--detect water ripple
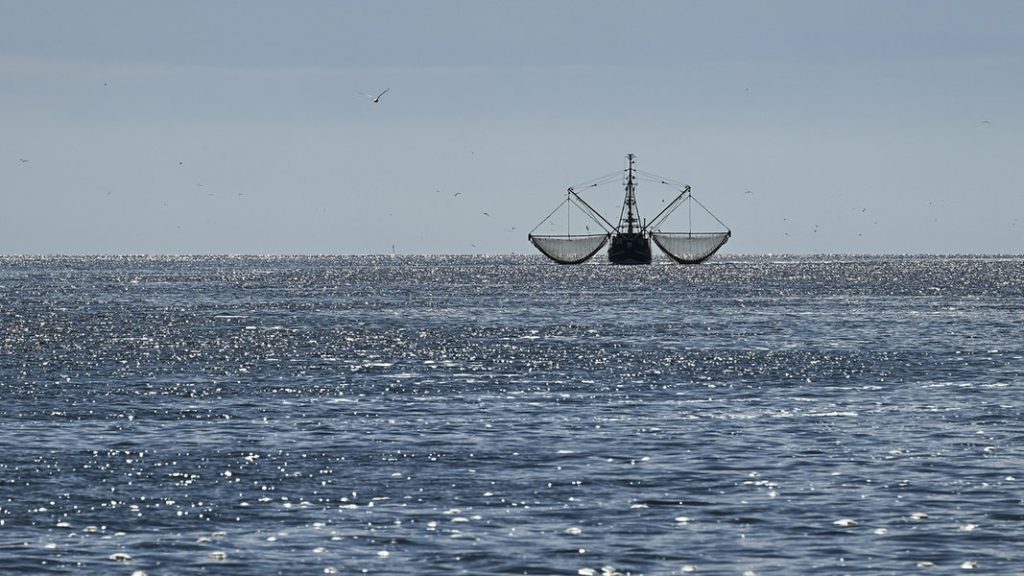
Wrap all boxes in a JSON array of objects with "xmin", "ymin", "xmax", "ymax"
[{"xmin": 2, "ymin": 255, "xmax": 1023, "ymax": 573}]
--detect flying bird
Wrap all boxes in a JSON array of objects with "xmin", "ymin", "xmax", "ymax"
[{"xmin": 362, "ymin": 88, "xmax": 389, "ymax": 103}]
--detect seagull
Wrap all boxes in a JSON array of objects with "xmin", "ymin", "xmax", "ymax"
[{"xmin": 362, "ymin": 88, "xmax": 389, "ymax": 103}]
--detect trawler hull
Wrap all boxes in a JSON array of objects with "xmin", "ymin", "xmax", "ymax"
[{"xmin": 608, "ymin": 233, "xmax": 652, "ymax": 265}]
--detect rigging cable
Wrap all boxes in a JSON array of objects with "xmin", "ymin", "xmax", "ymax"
[
  {"xmin": 689, "ymin": 194, "xmax": 731, "ymax": 232},
  {"xmin": 528, "ymin": 196, "xmax": 570, "ymax": 236}
]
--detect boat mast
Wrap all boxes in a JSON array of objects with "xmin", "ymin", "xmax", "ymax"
[{"xmin": 618, "ymin": 153, "xmax": 641, "ymax": 234}]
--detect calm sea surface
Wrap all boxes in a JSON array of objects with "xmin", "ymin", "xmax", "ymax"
[{"xmin": 1, "ymin": 255, "xmax": 1023, "ymax": 575}]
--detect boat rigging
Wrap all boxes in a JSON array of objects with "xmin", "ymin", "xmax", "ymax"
[{"xmin": 528, "ymin": 153, "xmax": 731, "ymax": 264}]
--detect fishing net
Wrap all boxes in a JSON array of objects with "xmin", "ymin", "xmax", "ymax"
[
  {"xmin": 529, "ymin": 234, "xmax": 610, "ymax": 265},
  {"xmin": 651, "ymin": 231, "xmax": 730, "ymax": 264}
]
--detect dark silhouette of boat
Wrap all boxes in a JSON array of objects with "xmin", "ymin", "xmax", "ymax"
[{"xmin": 528, "ymin": 154, "xmax": 730, "ymax": 265}]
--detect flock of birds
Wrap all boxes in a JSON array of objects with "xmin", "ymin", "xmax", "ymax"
[
  {"xmin": 13, "ymin": 83, "xmax": 1006, "ymax": 252},
  {"xmin": 359, "ymin": 88, "xmax": 500, "ymax": 239},
  {"xmin": 18, "ymin": 84, "xmax": 504, "ymax": 251}
]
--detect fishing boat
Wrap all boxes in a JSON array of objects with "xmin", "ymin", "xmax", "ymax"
[{"xmin": 528, "ymin": 153, "xmax": 731, "ymax": 264}]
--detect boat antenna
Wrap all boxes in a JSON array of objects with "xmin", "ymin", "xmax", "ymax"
[{"xmin": 617, "ymin": 153, "xmax": 641, "ymax": 234}]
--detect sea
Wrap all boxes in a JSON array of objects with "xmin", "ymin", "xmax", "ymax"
[{"xmin": 1, "ymin": 254, "xmax": 1023, "ymax": 575}]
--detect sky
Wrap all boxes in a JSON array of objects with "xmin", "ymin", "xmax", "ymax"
[{"xmin": 2, "ymin": 0, "xmax": 1023, "ymax": 256}]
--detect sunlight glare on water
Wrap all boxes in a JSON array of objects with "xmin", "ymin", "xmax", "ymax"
[{"xmin": 1, "ymin": 254, "xmax": 1023, "ymax": 574}]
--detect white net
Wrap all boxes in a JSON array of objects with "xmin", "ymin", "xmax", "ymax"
[
  {"xmin": 651, "ymin": 231, "xmax": 730, "ymax": 264},
  {"xmin": 529, "ymin": 234, "xmax": 610, "ymax": 264}
]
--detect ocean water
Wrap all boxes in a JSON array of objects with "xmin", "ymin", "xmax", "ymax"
[{"xmin": 1, "ymin": 254, "xmax": 1023, "ymax": 575}]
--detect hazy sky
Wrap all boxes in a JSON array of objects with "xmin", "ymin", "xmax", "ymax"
[{"xmin": 3, "ymin": 1, "xmax": 1022, "ymax": 255}]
